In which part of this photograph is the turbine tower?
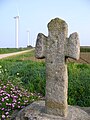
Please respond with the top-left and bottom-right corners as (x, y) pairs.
(14, 15), (19, 48)
(27, 30), (30, 46)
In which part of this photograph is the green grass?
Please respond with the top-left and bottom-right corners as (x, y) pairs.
(0, 50), (90, 107)
(68, 63), (90, 106)
(0, 48), (30, 54)
(0, 50), (46, 95)
(0, 50), (43, 119)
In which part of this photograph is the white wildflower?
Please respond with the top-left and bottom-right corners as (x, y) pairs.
(0, 65), (2, 68)
(17, 72), (19, 75)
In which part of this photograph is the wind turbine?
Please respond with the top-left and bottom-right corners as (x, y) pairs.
(27, 30), (30, 46)
(14, 4), (20, 48)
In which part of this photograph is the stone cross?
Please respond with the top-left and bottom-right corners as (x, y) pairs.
(35, 18), (80, 117)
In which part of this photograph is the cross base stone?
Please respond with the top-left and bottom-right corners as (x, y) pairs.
(15, 101), (90, 120)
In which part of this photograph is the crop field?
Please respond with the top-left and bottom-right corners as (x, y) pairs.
(65, 46), (90, 64)
(0, 49), (90, 119)
(68, 52), (90, 64)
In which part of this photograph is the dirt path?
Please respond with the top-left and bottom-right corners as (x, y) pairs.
(0, 49), (34, 59)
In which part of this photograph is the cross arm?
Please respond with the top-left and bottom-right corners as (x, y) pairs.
(65, 32), (80, 60)
(35, 33), (47, 59)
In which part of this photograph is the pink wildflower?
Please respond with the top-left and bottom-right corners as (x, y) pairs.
(2, 115), (5, 118)
(1, 98), (5, 102)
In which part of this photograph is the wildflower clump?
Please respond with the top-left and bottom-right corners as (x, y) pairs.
(0, 80), (39, 119)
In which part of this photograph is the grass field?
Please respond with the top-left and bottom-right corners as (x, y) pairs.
(0, 49), (90, 119)
(0, 48), (31, 54)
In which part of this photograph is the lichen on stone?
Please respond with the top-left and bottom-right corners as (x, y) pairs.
(46, 100), (66, 109)
(47, 18), (67, 31)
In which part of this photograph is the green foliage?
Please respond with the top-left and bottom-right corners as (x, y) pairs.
(68, 63), (90, 107)
(0, 59), (46, 96)
(10, 61), (46, 95)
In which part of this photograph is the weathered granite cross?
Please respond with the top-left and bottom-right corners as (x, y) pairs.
(35, 18), (80, 117)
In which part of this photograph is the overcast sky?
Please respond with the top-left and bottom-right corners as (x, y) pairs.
(0, 0), (90, 48)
